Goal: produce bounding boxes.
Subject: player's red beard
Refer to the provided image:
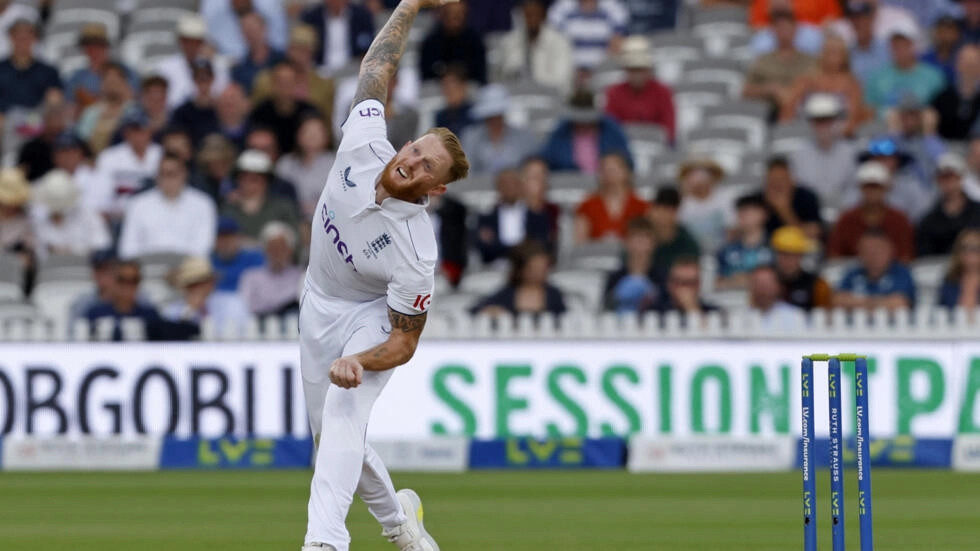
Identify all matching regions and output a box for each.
[377,157,431,203]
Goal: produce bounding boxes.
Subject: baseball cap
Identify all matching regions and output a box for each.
[771,226,815,254]
[52,131,86,151]
[236,149,273,175]
[856,161,891,186]
[217,217,240,235]
[888,20,919,41]
[119,109,151,129]
[936,152,967,176]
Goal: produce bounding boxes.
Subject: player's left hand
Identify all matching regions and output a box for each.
[329,357,364,389]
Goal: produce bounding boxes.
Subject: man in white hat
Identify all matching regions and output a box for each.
[604,35,675,142]
[864,21,945,117]
[221,149,299,241]
[917,153,980,256]
[828,160,915,260]
[300,2,470,548]
[459,83,538,173]
[789,93,858,208]
[31,169,109,260]
[162,255,248,335]
[153,13,231,109]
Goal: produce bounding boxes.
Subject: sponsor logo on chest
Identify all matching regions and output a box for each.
[320,204,357,272]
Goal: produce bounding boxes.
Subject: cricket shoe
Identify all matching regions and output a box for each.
[381,489,439,551]
[301,544,336,551]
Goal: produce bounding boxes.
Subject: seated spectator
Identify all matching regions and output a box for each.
[89,110,164,225]
[68,250,123,323]
[547,0,628,70]
[891,95,945,189]
[384,74,421,150]
[119,154,217,259]
[623,0,677,34]
[939,228,980,309]
[154,14,231,110]
[243,126,300,205]
[211,217,264,292]
[750,0,829,57]
[677,158,734,254]
[771,225,832,311]
[420,1,487,83]
[0,168,33,264]
[275,115,335,219]
[497,0,573,95]
[781,34,870,136]
[170,59,221,147]
[651,256,718,315]
[522,156,561,243]
[743,8,816,116]
[0,1,36,60]
[299,0,374,74]
[649,186,700,278]
[240,222,303,316]
[843,1,890,89]
[248,61,318,154]
[75,62,135,155]
[830,160,915,261]
[789,94,858,208]
[0,19,62,117]
[192,135,238,206]
[84,259,162,341]
[917,154,980,256]
[252,25,335,124]
[716,194,773,290]
[215,83,251,149]
[864,23,945,118]
[574,153,649,243]
[749,264,808,331]
[933,45,980,141]
[604,35,675,142]
[434,66,474,138]
[842,136,934,223]
[476,169,552,264]
[202,0,287,61]
[965,0,980,43]
[965,135,980,200]
[834,229,916,311]
[540,91,633,174]
[829,0,922,48]
[138,76,171,140]
[603,216,660,313]
[163,256,249,335]
[461,85,538,174]
[470,239,566,316]
[751,0,841,28]
[66,23,137,110]
[17,99,71,181]
[922,13,963,84]
[160,126,197,174]
[30,170,110,261]
[230,11,284,93]
[221,150,299,241]
[49,133,100,212]
[427,193,468,287]
[759,156,822,240]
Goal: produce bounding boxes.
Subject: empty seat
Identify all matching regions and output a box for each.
[138,252,184,279]
[550,171,595,192]
[691,6,750,57]
[704,100,769,149]
[769,121,813,154]
[672,81,728,139]
[682,59,746,98]
[685,127,752,174]
[564,241,622,272]
[37,254,90,283]
[649,32,705,84]
[48,8,119,41]
[625,123,669,177]
[121,30,178,69]
[911,256,949,289]
[551,269,606,312]
[129,7,194,26]
[458,269,507,296]
[32,279,93,326]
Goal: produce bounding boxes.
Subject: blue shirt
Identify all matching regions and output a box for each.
[938,280,980,308]
[211,249,265,292]
[839,262,917,304]
[201,0,288,60]
[0,58,62,113]
[84,301,161,342]
[717,240,773,278]
[230,49,284,93]
[921,50,958,85]
[864,63,946,117]
[751,25,824,57]
[66,65,140,105]
[850,41,891,89]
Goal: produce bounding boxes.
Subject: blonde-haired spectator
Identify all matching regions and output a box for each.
[940,229,980,310]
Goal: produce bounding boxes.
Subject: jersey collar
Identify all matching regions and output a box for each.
[356,185,430,220]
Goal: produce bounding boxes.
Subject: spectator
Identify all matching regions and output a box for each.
[221,149,299,241]
[759,156,822,240]
[0,168,33,263]
[651,256,718,315]
[963,0,980,44]
[138,76,171,139]
[118,153,217,259]
[252,25,335,124]
[522,156,561,244]
[917,153,980,256]
[497,0,574,95]
[68,250,122,323]
[465,0,517,36]
[163,255,249,334]
[749,264,808,331]
[933,45,980,141]
[716,194,774,290]
[49,133,100,213]
[834,229,916,311]
[864,23,945,118]
[922,14,963,84]
[743,8,816,116]
[89,110,164,225]
[427,193,468,287]
[0,19,62,116]
[964,135,980,200]
[677,158,734,254]
[842,136,935,223]
[299,0,375,74]
[750,0,826,57]
[540,91,633,173]
[574,153,649,243]
[434,66,474,137]
[771,225,832,311]
[780,34,870,136]
[192,135,238,206]
[160,127,196,174]
[65,23,137,110]
[420,1,488,83]
[230,11,284,93]
[276,115,335,219]
[201,0,288,61]
[884,0,959,30]
[154,14,232,110]
[829,160,915,261]
[240,221,302,316]
[211,216,264,292]
[17,100,71,181]
[939,228,980,309]
[30,170,110,261]
[648,186,700,278]
[460,84,538,173]
[248,61,318,154]
[830,0,922,47]
[476,168,552,264]
[383,74,420,150]
[243,126,300,205]
[470,239,566,316]
[890,95,945,192]
[751,0,841,28]
[843,1,891,88]
[75,62,135,154]
[0,0,36,60]
[604,35,675,142]
[789,94,858,208]
[215,83,252,148]
[603,216,659,313]
[623,0,678,33]
[171,59,221,146]
[547,0,628,70]
[83,259,162,342]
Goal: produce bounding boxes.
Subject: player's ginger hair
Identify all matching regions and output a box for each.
[425,127,469,184]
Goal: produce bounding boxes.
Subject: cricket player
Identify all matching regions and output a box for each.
[299,1,469,550]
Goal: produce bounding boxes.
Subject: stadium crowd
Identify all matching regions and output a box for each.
[1,0,980,340]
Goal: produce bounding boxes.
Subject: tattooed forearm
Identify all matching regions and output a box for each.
[351,1,420,108]
[388,309,428,334]
[353,308,427,371]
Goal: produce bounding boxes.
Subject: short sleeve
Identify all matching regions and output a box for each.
[340,99,388,152]
[387,261,435,316]
[838,269,857,292]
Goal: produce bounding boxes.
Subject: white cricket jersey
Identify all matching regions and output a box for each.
[306,99,436,316]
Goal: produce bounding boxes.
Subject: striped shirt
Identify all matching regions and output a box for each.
[548,0,628,69]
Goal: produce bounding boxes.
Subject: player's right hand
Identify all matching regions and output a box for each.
[329,357,364,389]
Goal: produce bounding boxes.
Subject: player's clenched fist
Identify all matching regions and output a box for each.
[329,357,364,389]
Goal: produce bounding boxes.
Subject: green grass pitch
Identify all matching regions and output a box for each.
[0,470,977,550]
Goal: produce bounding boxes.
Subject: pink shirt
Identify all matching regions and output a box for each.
[572,128,600,175]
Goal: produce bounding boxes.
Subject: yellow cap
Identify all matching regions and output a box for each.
[771,226,815,254]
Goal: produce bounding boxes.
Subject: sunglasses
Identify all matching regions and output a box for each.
[116,276,141,286]
[670,277,700,288]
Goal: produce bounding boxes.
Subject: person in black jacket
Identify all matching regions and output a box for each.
[299,0,375,72]
[475,168,552,264]
[917,153,980,256]
[932,45,980,141]
[419,1,487,83]
[428,193,469,287]
[470,239,566,316]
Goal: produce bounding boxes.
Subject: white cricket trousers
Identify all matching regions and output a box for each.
[299,290,407,550]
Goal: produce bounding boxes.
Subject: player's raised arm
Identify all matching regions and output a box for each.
[350,0,455,109]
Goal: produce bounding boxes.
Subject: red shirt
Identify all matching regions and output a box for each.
[576,192,651,241]
[750,0,841,28]
[827,207,916,262]
[604,80,675,142]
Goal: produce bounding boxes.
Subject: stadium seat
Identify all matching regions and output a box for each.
[739,150,771,177]
[684,127,752,174]
[550,171,595,193]
[430,292,480,318]
[36,254,90,283]
[624,123,669,178]
[821,258,851,288]
[707,289,749,311]
[651,149,687,183]
[31,279,93,327]
[458,269,507,296]
[550,269,605,312]
[911,256,949,291]
[0,254,23,302]
[563,240,621,272]
[682,59,746,98]
[590,57,625,91]
[48,8,120,41]
[125,19,180,35]
[141,278,176,308]
[129,7,194,26]
[121,31,178,70]
[690,6,750,58]
[704,101,769,150]
[672,81,727,140]
[138,252,184,279]
[649,32,705,85]
[141,42,182,69]
[769,121,813,154]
